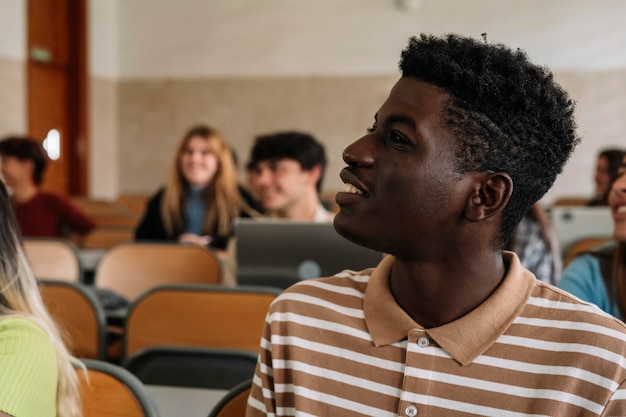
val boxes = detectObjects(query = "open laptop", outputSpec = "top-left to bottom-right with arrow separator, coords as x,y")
235,219 -> 383,289
549,206 -> 614,250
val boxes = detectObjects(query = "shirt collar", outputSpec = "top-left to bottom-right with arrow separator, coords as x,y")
313,203 -> 335,222
364,251 -> 535,365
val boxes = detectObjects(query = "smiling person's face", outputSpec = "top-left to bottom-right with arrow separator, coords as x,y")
609,156 -> 626,241
179,135 -> 219,187
247,158 -> 318,213
334,78 -> 476,260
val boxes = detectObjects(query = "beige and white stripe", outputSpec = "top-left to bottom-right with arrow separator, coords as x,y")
247,253 -> 626,416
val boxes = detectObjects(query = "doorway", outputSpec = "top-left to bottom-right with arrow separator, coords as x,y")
27,0 -> 88,196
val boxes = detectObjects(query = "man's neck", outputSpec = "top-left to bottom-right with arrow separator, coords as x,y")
389,250 -> 506,329
12,182 -> 39,204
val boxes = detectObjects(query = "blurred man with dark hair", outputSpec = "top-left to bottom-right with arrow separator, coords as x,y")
247,132 -> 333,221
0,136 -> 94,238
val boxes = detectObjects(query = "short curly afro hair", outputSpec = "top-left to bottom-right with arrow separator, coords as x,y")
399,34 -> 580,245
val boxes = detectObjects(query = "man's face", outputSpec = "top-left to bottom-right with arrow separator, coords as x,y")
0,155 -> 33,187
247,158 -> 317,213
609,156 -> 626,240
334,78 -> 472,260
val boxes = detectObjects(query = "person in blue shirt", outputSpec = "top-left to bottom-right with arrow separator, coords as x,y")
135,125 -> 260,251
558,154 -> 626,319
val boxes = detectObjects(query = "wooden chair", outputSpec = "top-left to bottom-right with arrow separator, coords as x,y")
39,280 -> 106,359
80,226 -> 136,250
95,242 -> 222,301
123,285 -> 280,358
207,378 -> 252,417
23,238 -> 82,282
563,236 -> 613,267
124,346 -> 258,390
116,193 -> 150,217
78,359 -> 161,417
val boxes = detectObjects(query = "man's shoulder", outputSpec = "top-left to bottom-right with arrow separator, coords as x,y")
269,268 -> 375,314
526,281 -> 626,345
37,191 -> 72,207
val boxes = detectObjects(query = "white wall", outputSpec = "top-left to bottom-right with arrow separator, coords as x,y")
0,0 -> 25,61
89,0 -> 119,79
0,0 -> 26,136
114,0 -> 626,79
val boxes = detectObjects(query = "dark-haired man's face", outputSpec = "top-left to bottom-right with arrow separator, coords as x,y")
0,156 -> 34,188
247,158 -> 319,215
334,78 -> 473,260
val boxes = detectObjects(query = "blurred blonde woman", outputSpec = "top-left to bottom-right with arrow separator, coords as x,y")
135,125 -> 259,252
0,179 -> 81,417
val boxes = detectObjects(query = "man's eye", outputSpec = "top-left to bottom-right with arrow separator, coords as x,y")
389,131 -> 407,144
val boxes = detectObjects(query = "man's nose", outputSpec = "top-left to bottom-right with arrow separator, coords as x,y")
343,134 -> 375,167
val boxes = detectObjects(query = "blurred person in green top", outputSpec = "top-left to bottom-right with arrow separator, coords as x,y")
0,178 -> 81,417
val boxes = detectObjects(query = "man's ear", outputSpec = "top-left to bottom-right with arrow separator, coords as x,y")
464,172 -> 513,222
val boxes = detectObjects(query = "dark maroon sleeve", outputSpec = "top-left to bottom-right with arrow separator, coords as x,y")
48,194 -> 96,235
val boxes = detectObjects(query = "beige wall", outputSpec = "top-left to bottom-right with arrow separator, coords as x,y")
545,70 -> 626,204
0,57 -> 26,136
115,71 -> 626,205
117,75 -> 397,195
90,77 -> 119,200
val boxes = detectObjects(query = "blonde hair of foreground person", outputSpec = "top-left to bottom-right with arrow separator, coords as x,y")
0,179 -> 81,417
160,125 -> 255,238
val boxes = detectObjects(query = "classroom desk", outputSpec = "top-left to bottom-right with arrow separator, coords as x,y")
147,385 -> 228,417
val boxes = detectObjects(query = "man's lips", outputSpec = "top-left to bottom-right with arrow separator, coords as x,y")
339,169 -> 370,197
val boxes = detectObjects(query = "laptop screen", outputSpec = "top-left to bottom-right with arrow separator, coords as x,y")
549,206 -> 613,251
235,219 -> 383,289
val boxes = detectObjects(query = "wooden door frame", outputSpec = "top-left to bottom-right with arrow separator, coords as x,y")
27,0 -> 89,196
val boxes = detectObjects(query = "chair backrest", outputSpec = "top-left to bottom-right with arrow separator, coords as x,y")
207,378 -> 252,417
563,236 -> 614,267
39,280 -> 106,359
23,238 -> 82,282
123,285 -> 280,358
95,243 -> 222,300
78,359 -> 161,417
124,346 -> 258,390
80,226 -> 135,250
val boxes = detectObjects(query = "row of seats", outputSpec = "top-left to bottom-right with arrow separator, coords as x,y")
25,239 -> 223,300
80,358 -> 250,417
42,282 -> 275,415
39,281 -> 280,360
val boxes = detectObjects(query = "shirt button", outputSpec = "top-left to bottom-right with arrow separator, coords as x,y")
405,404 -> 418,416
417,336 -> 429,347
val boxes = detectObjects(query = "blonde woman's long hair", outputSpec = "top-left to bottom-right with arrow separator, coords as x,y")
161,125 -> 255,238
0,181 -> 81,417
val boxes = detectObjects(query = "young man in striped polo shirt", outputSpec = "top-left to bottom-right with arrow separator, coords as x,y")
246,34 -> 626,416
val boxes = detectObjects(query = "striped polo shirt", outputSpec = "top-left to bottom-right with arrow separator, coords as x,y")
246,252 -> 626,417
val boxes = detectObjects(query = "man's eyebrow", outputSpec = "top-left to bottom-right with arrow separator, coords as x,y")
379,114 -> 417,131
